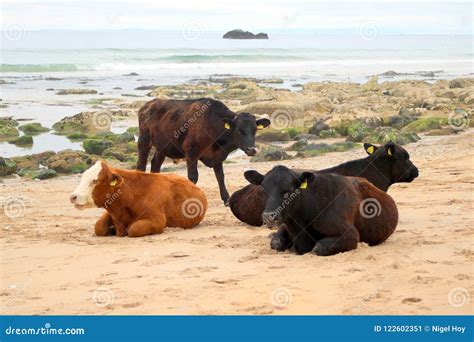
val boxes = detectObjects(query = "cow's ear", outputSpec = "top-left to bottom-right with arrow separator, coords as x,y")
244,170 -> 264,185
223,118 -> 234,130
363,143 -> 378,155
386,141 -> 395,157
109,173 -> 123,187
256,118 -> 271,130
298,172 -> 315,189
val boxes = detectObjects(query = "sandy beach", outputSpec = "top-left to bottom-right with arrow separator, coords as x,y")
1,128 -> 472,315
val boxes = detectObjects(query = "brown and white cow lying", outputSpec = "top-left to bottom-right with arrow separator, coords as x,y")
70,161 -> 207,237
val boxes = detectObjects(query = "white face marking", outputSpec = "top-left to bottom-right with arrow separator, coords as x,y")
70,161 -> 102,209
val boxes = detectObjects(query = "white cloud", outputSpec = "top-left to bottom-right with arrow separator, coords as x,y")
0,0 -> 471,33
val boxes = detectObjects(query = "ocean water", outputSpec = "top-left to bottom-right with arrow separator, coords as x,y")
0,30 -> 472,157
1,30 -> 472,79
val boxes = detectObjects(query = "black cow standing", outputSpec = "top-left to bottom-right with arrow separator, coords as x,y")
136,98 -> 271,205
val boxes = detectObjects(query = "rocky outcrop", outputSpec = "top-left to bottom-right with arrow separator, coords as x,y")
0,117 -> 19,141
223,29 -> 268,39
363,127 -> 420,145
0,157 -> 17,176
18,123 -> 50,135
250,146 -> 290,162
8,135 -> 33,147
55,88 -> 98,95
53,111 -> 115,135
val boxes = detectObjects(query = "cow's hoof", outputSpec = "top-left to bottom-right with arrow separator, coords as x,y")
270,236 -> 287,252
313,242 -> 331,256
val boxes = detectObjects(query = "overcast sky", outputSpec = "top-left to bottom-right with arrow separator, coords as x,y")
1,0 -> 472,34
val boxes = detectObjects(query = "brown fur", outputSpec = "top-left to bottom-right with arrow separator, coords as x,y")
93,162 -> 207,237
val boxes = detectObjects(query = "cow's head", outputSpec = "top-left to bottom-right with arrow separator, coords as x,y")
245,165 -> 304,227
70,161 -> 122,210
364,141 -> 419,184
223,113 -> 270,156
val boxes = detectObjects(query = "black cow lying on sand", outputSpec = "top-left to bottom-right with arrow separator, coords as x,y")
244,166 -> 399,256
136,98 -> 270,205
230,141 -> 418,225
230,142 -> 419,251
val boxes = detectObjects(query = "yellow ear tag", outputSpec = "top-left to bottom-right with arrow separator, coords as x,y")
367,146 -> 374,154
300,179 -> 308,189
110,179 -> 118,186
257,124 -> 264,130
224,123 -> 231,130
387,148 -> 393,156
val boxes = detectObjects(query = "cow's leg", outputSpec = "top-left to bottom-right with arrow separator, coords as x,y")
94,212 -> 115,236
283,221 -> 316,255
136,130 -> 151,171
184,144 -> 199,184
312,224 -> 359,256
270,224 -> 292,251
150,151 -> 166,173
213,162 -> 230,205
127,216 -> 166,238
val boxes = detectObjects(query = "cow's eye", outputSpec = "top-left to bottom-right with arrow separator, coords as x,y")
92,180 -> 98,185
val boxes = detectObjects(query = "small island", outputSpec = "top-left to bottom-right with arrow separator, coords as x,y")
223,29 -> 269,39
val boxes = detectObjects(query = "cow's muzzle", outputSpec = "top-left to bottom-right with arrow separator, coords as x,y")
262,211 -> 280,228
243,146 -> 258,156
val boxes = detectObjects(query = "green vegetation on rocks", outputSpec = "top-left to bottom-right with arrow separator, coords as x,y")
9,135 -> 33,147
126,127 -> 139,135
46,150 -> 95,174
363,126 -> 420,145
56,88 -> 98,95
283,127 -> 303,139
318,129 -> 339,138
66,132 -> 90,141
83,139 -> 113,155
298,142 -> 359,157
0,117 -> 20,141
0,157 -> 17,176
345,121 -> 372,142
401,116 -> 448,133
0,125 -> 20,141
32,169 -> 58,180
18,122 -> 50,135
